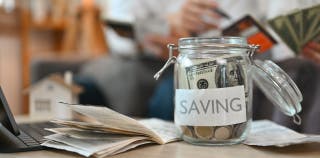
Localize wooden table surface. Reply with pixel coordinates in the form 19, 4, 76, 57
1, 142, 320, 158
1, 116, 320, 158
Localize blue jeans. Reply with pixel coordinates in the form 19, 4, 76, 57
148, 73, 174, 121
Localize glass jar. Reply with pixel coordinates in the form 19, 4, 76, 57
154, 37, 302, 146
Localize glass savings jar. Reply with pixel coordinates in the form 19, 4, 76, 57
154, 37, 303, 145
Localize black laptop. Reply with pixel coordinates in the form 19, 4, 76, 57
0, 87, 58, 153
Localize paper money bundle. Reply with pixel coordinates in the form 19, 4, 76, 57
268, 4, 320, 54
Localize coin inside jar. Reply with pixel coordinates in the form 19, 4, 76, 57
213, 126, 232, 140
232, 123, 247, 138
194, 126, 214, 139
181, 126, 195, 138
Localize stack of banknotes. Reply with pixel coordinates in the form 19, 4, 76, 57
268, 4, 320, 54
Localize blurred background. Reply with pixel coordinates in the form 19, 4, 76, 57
0, 0, 121, 114
0, 0, 320, 133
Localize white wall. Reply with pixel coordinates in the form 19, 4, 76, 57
0, 35, 22, 114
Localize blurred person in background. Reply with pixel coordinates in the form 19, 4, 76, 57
79, 0, 320, 124
146, 0, 320, 135
140, 0, 320, 63
80, 0, 258, 116
136, 0, 264, 60
145, 0, 265, 120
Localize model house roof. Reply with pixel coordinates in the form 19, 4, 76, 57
24, 74, 83, 94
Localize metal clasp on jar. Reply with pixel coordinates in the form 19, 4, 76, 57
154, 44, 178, 80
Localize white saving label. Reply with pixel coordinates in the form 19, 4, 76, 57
175, 86, 246, 126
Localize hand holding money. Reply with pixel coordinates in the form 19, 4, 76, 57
268, 4, 320, 56
302, 42, 320, 64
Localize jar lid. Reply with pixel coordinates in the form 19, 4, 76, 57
251, 60, 302, 122
178, 37, 248, 50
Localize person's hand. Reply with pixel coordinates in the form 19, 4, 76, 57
302, 42, 320, 64
167, 0, 221, 37
144, 34, 179, 60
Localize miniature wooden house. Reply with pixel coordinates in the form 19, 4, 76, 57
25, 73, 83, 119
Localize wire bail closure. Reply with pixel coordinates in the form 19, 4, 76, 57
154, 44, 178, 80
248, 44, 260, 65
293, 114, 302, 125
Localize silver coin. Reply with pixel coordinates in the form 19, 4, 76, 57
213, 125, 233, 140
